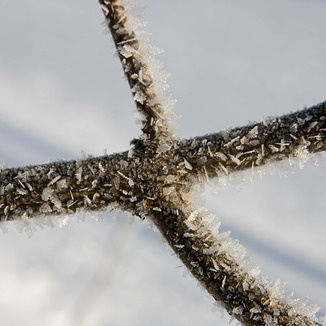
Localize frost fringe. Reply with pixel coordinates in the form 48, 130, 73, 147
0, 1, 326, 325
99, 0, 175, 146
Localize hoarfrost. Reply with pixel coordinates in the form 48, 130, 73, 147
48, 175, 61, 186
46, 168, 55, 178
212, 301, 225, 318
248, 126, 258, 139
269, 279, 286, 299
75, 167, 83, 182
163, 187, 173, 196
128, 148, 134, 158
174, 244, 184, 249
269, 145, 279, 153
297, 117, 305, 125
14, 218, 35, 237
39, 203, 52, 214
290, 123, 298, 133
5, 183, 14, 192
113, 1, 177, 128
294, 144, 310, 169
319, 315, 326, 325
58, 215, 70, 228
203, 245, 219, 255
0, 2, 323, 324
277, 139, 289, 152
184, 159, 192, 170
99, 4, 109, 15
118, 44, 136, 58
184, 232, 198, 238
134, 111, 147, 123
215, 152, 227, 161
117, 171, 134, 187
157, 143, 171, 153
263, 313, 274, 326
119, 159, 128, 169
4, 205, 10, 216
133, 90, 146, 104
229, 154, 241, 166
57, 179, 68, 190
221, 275, 227, 289
249, 303, 261, 314
16, 188, 28, 195
51, 196, 62, 210
84, 195, 92, 206
186, 210, 198, 222
224, 136, 240, 148
165, 175, 176, 184
212, 259, 220, 271
17, 179, 25, 189
219, 163, 229, 176
249, 139, 260, 146
41, 187, 53, 201
128, 178, 135, 187
99, 162, 106, 173
308, 121, 318, 132
248, 263, 261, 279
185, 220, 197, 231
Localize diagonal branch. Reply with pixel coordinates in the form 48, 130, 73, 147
147, 192, 322, 326
99, 0, 173, 145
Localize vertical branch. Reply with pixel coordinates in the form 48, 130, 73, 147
99, 0, 174, 146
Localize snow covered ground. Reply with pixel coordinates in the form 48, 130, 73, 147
0, 1, 325, 325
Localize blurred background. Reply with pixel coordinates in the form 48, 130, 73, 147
0, 1, 325, 325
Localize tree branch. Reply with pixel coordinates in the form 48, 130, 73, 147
99, 0, 173, 145
1, 102, 325, 224
0, 152, 132, 221
147, 192, 322, 326
0, 1, 325, 325
181, 101, 326, 181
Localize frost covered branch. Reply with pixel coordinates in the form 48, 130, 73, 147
0, 152, 129, 221
182, 102, 326, 181
99, 0, 174, 145
150, 195, 323, 326
1, 102, 324, 223
0, 1, 325, 325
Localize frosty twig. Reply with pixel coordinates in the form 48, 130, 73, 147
150, 194, 321, 326
1, 103, 325, 225
99, 0, 173, 146
0, 152, 129, 221
0, 0, 325, 325
181, 102, 326, 181
0, 106, 324, 325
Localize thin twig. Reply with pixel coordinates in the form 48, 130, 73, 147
99, 0, 173, 145
182, 102, 326, 180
